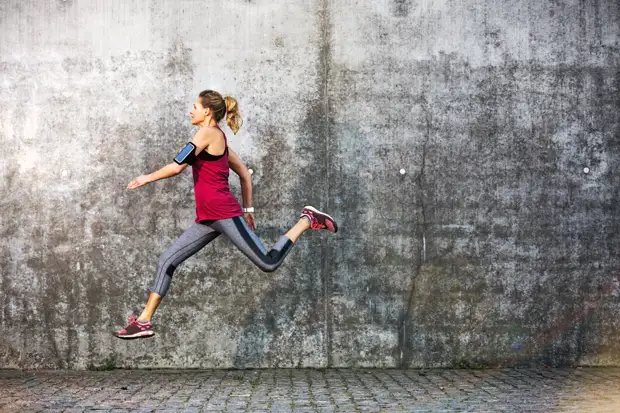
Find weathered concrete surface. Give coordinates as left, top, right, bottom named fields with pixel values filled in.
left=1, top=0, right=619, bottom=369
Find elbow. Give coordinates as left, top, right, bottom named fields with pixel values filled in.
left=239, top=170, right=252, bottom=184
left=171, top=163, right=186, bottom=175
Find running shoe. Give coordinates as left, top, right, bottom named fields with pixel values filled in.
left=113, top=314, right=154, bottom=339
left=300, top=206, right=338, bottom=233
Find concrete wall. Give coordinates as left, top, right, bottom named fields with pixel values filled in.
left=1, top=0, right=619, bottom=369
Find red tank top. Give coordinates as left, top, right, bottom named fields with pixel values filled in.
left=192, top=126, right=243, bottom=222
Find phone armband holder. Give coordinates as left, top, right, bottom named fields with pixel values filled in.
left=174, top=142, right=197, bottom=165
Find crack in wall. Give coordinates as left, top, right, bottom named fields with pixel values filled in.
left=398, top=95, right=432, bottom=368
left=317, top=0, right=334, bottom=368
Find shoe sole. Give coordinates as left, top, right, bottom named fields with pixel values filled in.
left=303, top=205, right=338, bottom=233
left=114, top=330, right=155, bottom=340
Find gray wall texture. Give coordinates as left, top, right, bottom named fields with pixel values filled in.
left=1, top=0, right=619, bottom=369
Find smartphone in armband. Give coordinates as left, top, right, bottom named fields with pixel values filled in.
left=174, top=142, right=197, bottom=165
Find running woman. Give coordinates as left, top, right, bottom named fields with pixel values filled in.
left=114, top=90, right=338, bottom=339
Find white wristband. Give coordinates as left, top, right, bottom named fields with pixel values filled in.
left=243, top=207, right=255, bottom=213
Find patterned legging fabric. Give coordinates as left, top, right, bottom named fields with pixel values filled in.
left=151, top=216, right=294, bottom=297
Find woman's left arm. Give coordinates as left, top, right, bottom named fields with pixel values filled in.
left=228, top=147, right=255, bottom=230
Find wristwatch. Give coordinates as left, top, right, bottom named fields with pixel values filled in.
left=243, top=207, right=255, bottom=213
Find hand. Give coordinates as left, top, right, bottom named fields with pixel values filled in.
left=243, top=212, right=256, bottom=231
left=127, top=175, right=151, bottom=190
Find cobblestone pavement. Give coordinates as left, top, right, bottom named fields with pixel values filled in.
left=1, top=368, right=619, bottom=412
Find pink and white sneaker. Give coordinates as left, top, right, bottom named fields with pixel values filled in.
left=300, top=206, right=338, bottom=233
left=113, top=314, right=154, bottom=340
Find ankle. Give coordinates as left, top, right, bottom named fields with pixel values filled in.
left=300, top=216, right=312, bottom=227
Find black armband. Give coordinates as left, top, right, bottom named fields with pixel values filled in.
left=174, top=142, right=197, bottom=165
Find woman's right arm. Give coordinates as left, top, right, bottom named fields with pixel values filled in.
left=127, top=128, right=214, bottom=190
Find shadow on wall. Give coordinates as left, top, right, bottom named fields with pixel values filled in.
left=233, top=4, right=340, bottom=367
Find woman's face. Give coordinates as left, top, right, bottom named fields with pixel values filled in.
left=190, top=98, right=209, bottom=125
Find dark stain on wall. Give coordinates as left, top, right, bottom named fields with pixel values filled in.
left=392, top=0, right=413, bottom=18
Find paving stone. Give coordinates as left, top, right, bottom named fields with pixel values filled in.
left=0, top=368, right=619, bottom=412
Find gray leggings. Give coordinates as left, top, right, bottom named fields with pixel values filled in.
left=151, top=216, right=294, bottom=297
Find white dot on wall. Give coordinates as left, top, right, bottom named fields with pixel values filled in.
left=61, top=170, right=68, bottom=177
left=399, top=168, right=406, bottom=175
left=248, top=168, right=254, bottom=175
left=583, top=167, right=590, bottom=174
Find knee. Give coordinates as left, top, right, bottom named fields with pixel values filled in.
left=157, top=255, right=176, bottom=272
left=157, top=255, right=168, bottom=269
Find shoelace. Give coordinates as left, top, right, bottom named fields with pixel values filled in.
left=128, top=314, right=151, bottom=330
left=311, top=221, right=326, bottom=229
left=305, top=212, right=326, bottom=229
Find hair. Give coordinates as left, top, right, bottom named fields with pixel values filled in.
left=198, top=90, right=243, bottom=134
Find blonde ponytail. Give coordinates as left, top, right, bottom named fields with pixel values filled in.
left=224, top=96, right=243, bottom=134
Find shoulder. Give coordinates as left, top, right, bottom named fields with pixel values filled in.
left=194, top=126, right=224, bottom=143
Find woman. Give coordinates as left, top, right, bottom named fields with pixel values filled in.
left=114, top=90, right=338, bottom=339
